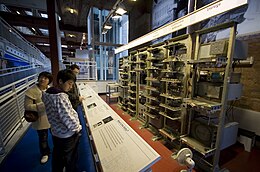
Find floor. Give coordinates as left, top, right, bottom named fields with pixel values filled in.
left=0, top=105, right=96, bottom=172
left=105, top=97, right=260, bottom=172
left=0, top=96, right=260, bottom=172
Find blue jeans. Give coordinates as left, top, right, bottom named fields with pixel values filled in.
left=51, top=133, right=80, bottom=172
left=37, top=129, right=50, bottom=156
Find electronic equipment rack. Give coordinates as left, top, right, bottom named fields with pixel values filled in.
left=181, top=22, right=242, bottom=172
left=117, top=21, right=243, bottom=172
left=118, top=56, right=129, bottom=111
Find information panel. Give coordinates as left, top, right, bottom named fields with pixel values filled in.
left=115, top=0, right=248, bottom=54
left=77, top=83, right=161, bottom=172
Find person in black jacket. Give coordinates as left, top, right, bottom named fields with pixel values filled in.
left=67, top=64, right=85, bottom=110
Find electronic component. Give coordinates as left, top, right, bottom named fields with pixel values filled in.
left=199, top=71, right=224, bottom=82
left=166, top=99, right=182, bottom=107
left=189, top=119, right=238, bottom=149
left=210, top=40, right=227, bottom=55
left=196, top=82, right=242, bottom=100
left=198, top=39, right=248, bottom=60
left=185, top=98, right=221, bottom=113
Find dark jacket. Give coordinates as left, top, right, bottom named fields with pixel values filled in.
left=67, top=83, right=80, bottom=110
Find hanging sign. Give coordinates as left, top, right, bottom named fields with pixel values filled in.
left=115, top=0, right=248, bottom=54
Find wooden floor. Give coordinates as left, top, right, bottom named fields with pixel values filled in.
left=107, top=99, right=260, bottom=172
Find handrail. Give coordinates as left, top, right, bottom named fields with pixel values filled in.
left=0, top=65, right=36, bottom=75
left=0, top=17, right=50, bottom=66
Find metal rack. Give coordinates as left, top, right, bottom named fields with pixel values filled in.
left=136, top=48, right=148, bottom=123
left=143, top=42, right=165, bottom=140
left=127, top=51, right=138, bottom=117
left=181, top=22, right=241, bottom=172
left=116, top=21, right=243, bottom=172
left=158, top=34, right=192, bottom=142
left=63, top=58, right=97, bottom=80
left=118, top=56, right=129, bottom=111
left=106, top=83, right=120, bottom=104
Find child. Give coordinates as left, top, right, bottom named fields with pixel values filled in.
left=42, top=69, right=82, bottom=172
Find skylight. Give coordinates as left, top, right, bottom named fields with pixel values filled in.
left=39, top=28, right=49, bottom=36
left=40, top=13, right=48, bottom=18
left=25, top=10, right=33, bottom=16
left=14, top=26, right=35, bottom=35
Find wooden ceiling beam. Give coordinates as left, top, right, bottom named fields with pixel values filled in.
left=0, top=11, right=48, bottom=28
left=0, top=11, right=87, bottom=33
left=23, top=34, right=83, bottom=46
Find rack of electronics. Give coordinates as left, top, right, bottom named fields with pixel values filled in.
left=143, top=42, right=165, bottom=140
left=181, top=22, right=243, bottom=171
left=117, top=22, right=246, bottom=172
left=127, top=51, right=138, bottom=117
left=118, top=56, right=129, bottom=111
left=159, top=34, right=192, bottom=143
left=136, top=48, right=147, bottom=123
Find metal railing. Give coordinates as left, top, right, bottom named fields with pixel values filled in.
left=0, top=65, right=44, bottom=88
left=0, top=17, right=51, bottom=66
left=0, top=73, right=38, bottom=157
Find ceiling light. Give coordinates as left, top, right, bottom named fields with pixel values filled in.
left=104, top=23, right=112, bottom=30
left=25, top=10, right=32, bottom=16
left=37, top=43, right=50, bottom=46
left=39, top=28, right=49, bottom=36
left=40, top=13, right=48, bottom=18
left=115, top=7, right=127, bottom=15
left=16, top=11, right=20, bottom=14
left=115, top=3, right=127, bottom=15
left=102, top=29, right=108, bottom=34
left=31, top=27, right=36, bottom=31
left=82, top=33, right=86, bottom=40
left=66, top=7, right=78, bottom=15
left=68, top=34, right=76, bottom=38
left=112, top=13, right=121, bottom=19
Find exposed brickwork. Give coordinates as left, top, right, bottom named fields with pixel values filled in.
left=236, top=34, right=260, bottom=112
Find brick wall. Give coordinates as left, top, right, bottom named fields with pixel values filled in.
left=236, top=34, right=260, bottom=112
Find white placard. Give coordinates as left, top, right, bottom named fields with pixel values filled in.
left=115, top=0, right=248, bottom=54
left=77, top=83, right=161, bottom=172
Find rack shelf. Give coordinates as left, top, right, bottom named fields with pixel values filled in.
left=106, top=83, right=120, bottom=104
left=159, top=129, right=178, bottom=141
left=159, top=103, right=181, bottom=112
left=159, top=112, right=181, bottom=121
left=160, top=93, right=182, bottom=100
left=181, top=136, right=216, bottom=157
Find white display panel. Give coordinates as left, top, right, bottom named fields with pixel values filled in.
left=115, top=0, right=248, bottom=54
left=77, top=82, right=161, bottom=172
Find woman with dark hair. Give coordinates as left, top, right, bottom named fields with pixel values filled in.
left=24, top=71, right=53, bottom=164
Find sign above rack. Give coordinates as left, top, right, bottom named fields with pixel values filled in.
left=115, top=0, right=248, bottom=54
